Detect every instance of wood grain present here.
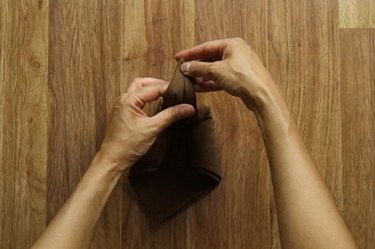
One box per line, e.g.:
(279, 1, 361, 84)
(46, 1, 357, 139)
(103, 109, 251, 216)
(0, 0, 48, 248)
(47, 0, 122, 248)
(340, 29, 375, 249)
(339, 0, 375, 28)
(1, 0, 374, 248)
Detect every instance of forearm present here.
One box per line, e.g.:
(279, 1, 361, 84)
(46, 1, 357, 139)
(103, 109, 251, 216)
(247, 86, 357, 249)
(31, 152, 124, 249)
(31, 77, 190, 249)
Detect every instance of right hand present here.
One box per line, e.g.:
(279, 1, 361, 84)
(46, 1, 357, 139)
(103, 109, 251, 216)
(175, 37, 281, 111)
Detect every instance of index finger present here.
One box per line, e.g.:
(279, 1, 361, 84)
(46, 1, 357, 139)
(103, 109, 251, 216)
(127, 77, 167, 93)
(130, 84, 168, 108)
(175, 39, 230, 61)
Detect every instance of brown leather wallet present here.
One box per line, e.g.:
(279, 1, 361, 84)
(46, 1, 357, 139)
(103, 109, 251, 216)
(128, 59, 222, 222)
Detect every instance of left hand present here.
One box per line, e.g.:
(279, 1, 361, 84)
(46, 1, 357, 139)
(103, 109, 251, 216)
(98, 77, 195, 170)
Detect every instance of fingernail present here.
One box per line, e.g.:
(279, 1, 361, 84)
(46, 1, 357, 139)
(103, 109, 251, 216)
(180, 62, 191, 74)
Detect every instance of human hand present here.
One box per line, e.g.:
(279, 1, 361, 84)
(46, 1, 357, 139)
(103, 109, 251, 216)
(98, 77, 195, 170)
(175, 37, 282, 111)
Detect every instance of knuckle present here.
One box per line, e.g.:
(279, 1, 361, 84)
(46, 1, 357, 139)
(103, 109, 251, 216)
(189, 61, 197, 73)
(117, 93, 134, 107)
(127, 94, 138, 105)
(128, 78, 142, 90)
(232, 37, 244, 44)
(202, 41, 211, 47)
(207, 62, 219, 77)
(202, 42, 211, 53)
(169, 108, 178, 122)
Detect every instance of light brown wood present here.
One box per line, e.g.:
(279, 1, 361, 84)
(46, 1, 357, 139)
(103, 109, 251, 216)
(1, 0, 374, 248)
(0, 0, 48, 248)
(267, 0, 343, 247)
(47, 1, 122, 249)
(340, 29, 375, 248)
(339, 0, 375, 28)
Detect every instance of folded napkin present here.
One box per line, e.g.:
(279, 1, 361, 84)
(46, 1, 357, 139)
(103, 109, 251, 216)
(129, 59, 222, 221)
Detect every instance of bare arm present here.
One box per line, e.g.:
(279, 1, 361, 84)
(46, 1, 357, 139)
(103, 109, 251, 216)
(176, 38, 357, 249)
(31, 78, 195, 249)
(31, 154, 122, 249)
(253, 86, 357, 249)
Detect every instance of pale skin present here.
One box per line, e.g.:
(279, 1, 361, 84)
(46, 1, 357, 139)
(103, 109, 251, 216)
(31, 38, 357, 249)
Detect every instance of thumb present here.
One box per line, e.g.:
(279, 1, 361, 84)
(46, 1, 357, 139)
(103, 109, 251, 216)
(181, 61, 220, 81)
(151, 104, 195, 131)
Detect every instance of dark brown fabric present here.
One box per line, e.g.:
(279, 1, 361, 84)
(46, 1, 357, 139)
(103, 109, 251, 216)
(129, 59, 221, 221)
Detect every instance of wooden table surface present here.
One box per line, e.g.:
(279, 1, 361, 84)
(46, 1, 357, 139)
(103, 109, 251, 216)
(1, 0, 374, 248)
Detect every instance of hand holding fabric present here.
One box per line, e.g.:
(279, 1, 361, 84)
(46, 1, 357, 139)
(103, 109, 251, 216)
(99, 77, 195, 170)
(176, 37, 282, 112)
(129, 60, 222, 221)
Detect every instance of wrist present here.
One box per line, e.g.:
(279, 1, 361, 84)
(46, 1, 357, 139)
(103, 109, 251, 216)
(240, 83, 291, 129)
(93, 147, 131, 173)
